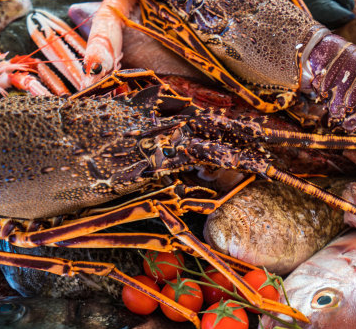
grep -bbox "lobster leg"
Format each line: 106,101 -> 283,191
69,68 -> 192,103
154,201 -> 307,320
0,177 -> 307,321
50,232 -> 260,274
0,250 -> 201,327
111,2 -> 297,112
4,178 -> 255,247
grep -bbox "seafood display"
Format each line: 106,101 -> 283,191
204,179 -> 349,275
3,0 -> 356,328
260,230 -> 356,329
3,69 -> 356,326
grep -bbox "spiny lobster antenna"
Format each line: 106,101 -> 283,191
266,164 -> 356,215
262,127 -> 356,149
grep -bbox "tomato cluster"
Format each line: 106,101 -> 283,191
121,251 -> 280,329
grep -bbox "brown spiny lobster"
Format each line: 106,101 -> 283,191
111,0 -> 356,133
2,69 -> 356,326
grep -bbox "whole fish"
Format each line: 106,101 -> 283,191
0,0 -> 32,32
260,230 -> 356,329
0,296 -> 140,329
204,179 -> 348,275
0,296 -> 193,329
342,181 -> 356,227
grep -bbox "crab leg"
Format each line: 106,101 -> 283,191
0,250 -> 201,327
27,11 -> 85,90
112,1 -> 296,112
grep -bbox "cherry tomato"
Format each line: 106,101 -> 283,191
201,300 -> 249,329
243,269 -> 280,313
160,278 -> 203,322
122,275 -> 160,315
200,265 -> 234,305
143,251 -> 184,284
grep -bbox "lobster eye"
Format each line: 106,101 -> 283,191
163,147 -> 176,158
311,289 -> 340,309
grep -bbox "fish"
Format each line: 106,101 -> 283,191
0,296 -> 141,329
260,230 -> 356,329
0,295 -> 194,329
342,181 -> 356,227
0,0 -> 32,32
203,178 -> 349,275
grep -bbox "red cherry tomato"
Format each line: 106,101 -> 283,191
243,269 -> 280,313
160,278 -> 203,322
200,265 -> 234,305
201,301 -> 249,329
122,275 -> 160,315
143,251 -> 184,284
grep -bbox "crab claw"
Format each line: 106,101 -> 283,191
26,10 -> 86,91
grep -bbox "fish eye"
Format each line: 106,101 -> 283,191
0,302 -> 26,324
163,147 -> 177,158
311,289 -> 340,309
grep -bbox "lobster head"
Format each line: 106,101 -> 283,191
138,118 -> 198,179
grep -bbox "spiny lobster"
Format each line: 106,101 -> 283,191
2,69 -> 356,326
110,0 -> 356,133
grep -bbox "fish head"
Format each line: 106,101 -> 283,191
261,231 -> 356,329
